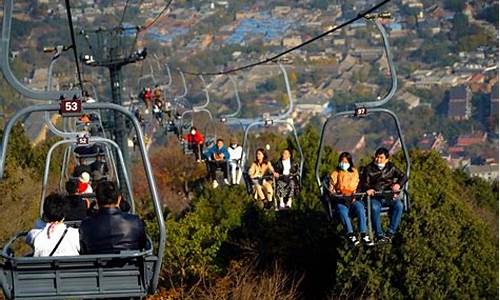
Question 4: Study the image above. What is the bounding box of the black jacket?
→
[79,207,147,254]
[72,164,92,177]
[63,194,88,221]
[273,159,299,177]
[360,161,407,192]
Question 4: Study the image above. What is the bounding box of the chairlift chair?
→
[314,107,411,241]
[0,102,165,299]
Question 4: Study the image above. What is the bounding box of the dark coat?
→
[360,161,407,192]
[79,207,147,254]
[63,194,88,221]
[273,159,299,177]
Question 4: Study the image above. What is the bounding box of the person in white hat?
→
[77,172,93,194]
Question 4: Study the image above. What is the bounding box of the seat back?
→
[0,253,157,300]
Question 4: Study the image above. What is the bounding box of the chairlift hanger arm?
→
[221,75,241,119]
[354,18,397,108]
[0,0,81,100]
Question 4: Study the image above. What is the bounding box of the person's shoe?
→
[279,199,285,209]
[212,180,219,188]
[348,234,360,247]
[285,198,292,208]
[224,178,230,185]
[377,233,392,244]
[361,234,375,246]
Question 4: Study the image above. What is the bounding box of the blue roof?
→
[224,17,293,45]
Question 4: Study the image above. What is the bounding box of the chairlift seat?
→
[0,232,158,300]
[74,145,104,158]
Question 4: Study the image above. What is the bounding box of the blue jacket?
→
[206,145,230,161]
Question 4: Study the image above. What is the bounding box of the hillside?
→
[0,125,497,299]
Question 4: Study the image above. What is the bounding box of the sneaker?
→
[361,234,375,246]
[212,180,219,188]
[224,178,230,185]
[348,234,360,247]
[285,198,292,208]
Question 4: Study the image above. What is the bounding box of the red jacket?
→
[184,131,204,145]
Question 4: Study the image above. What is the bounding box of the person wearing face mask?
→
[183,126,205,162]
[328,152,372,247]
[360,147,407,244]
[227,139,243,185]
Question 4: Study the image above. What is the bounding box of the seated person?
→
[26,193,80,256]
[183,126,204,162]
[153,98,164,125]
[273,148,299,209]
[77,172,93,194]
[206,138,230,188]
[360,147,407,244]
[63,180,89,221]
[228,139,243,185]
[72,157,92,178]
[248,148,275,208]
[328,152,372,246]
[79,181,146,254]
[89,154,108,182]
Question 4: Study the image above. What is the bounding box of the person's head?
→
[230,138,238,148]
[281,148,292,161]
[65,180,79,195]
[255,148,268,164]
[43,193,65,223]
[216,138,224,149]
[95,181,121,208]
[190,126,197,135]
[374,147,390,169]
[337,152,354,172]
[79,172,91,184]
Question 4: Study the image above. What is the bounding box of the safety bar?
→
[0,102,165,292]
[0,0,81,99]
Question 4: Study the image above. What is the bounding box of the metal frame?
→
[0,102,165,294]
[241,119,304,178]
[41,138,136,215]
[0,0,80,99]
[313,108,411,220]
[354,19,397,108]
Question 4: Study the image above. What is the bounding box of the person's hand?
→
[274,172,280,178]
[366,189,375,196]
[392,183,400,192]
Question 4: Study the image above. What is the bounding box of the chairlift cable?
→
[181,0,390,76]
[138,0,174,32]
[64,0,85,93]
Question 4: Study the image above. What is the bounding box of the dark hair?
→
[43,193,65,222]
[254,148,268,165]
[65,180,79,194]
[216,138,224,144]
[375,147,390,158]
[190,126,197,131]
[281,148,293,160]
[337,152,355,172]
[95,181,120,207]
